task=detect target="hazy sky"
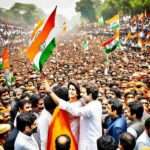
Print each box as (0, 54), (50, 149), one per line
(0, 0), (79, 20)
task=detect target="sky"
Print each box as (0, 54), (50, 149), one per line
(0, 0), (79, 20)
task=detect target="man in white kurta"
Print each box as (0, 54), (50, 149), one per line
(15, 131), (39, 150)
(37, 109), (52, 150)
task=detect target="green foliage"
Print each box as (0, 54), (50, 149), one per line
(76, 0), (150, 22)
(98, 0), (150, 19)
(76, 0), (96, 22)
(0, 3), (45, 26)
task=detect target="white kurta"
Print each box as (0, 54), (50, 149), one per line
(37, 109), (52, 150)
(59, 99), (102, 150)
(15, 131), (39, 150)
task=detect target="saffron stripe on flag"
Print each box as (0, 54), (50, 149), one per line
(26, 7), (57, 62)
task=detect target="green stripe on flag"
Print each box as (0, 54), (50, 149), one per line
(39, 38), (56, 71)
(110, 23), (120, 30)
(104, 41), (120, 54)
(0, 58), (3, 70)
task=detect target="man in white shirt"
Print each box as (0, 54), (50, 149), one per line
(135, 117), (150, 150)
(44, 82), (102, 150)
(15, 112), (39, 150)
(37, 95), (54, 150)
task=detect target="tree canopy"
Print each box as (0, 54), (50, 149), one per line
(76, 0), (150, 21)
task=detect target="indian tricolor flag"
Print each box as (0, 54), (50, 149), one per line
(26, 7), (57, 71)
(102, 37), (120, 54)
(0, 48), (10, 70)
(105, 14), (120, 30)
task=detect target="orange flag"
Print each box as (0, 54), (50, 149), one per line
(47, 108), (78, 150)
(1, 48), (10, 69)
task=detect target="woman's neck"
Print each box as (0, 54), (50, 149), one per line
(69, 97), (77, 102)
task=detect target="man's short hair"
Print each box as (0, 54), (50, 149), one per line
(97, 135), (117, 150)
(128, 101), (144, 119)
(43, 95), (57, 113)
(119, 132), (136, 150)
(16, 112), (36, 132)
(55, 134), (71, 150)
(82, 83), (98, 100)
(18, 99), (31, 110)
(30, 94), (40, 108)
(145, 117), (150, 129)
(108, 100), (123, 116)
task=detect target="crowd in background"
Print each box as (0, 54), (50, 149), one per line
(0, 13), (149, 150)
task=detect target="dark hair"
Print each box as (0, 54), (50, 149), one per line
(16, 112), (36, 132)
(21, 93), (31, 100)
(0, 87), (9, 97)
(119, 132), (136, 150)
(68, 81), (81, 99)
(97, 135), (117, 150)
(55, 134), (71, 150)
(108, 100), (123, 115)
(44, 95), (57, 114)
(53, 86), (69, 101)
(18, 99), (31, 110)
(128, 101), (144, 119)
(30, 94), (40, 108)
(145, 117), (150, 129)
(82, 83), (98, 100)
(110, 88), (122, 99)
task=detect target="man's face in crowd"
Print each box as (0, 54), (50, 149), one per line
(106, 91), (116, 100)
(80, 86), (91, 103)
(106, 104), (116, 118)
(1, 91), (10, 105)
(125, 94), (135, 104)
(127, 107), (134, 121)
(37, 99), (44, 112)
(22, 103), (32, 112)
(15, 90), (22, 100)
(25, 120), (37, 136)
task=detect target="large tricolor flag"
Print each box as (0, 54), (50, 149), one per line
(47, 108), (78, 150)
(26, 7), (57, 71)
(105, 14), (120, 30)
(0, 48), (10, 70)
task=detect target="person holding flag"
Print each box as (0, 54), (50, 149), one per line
(46, 81), (81, 150)
(44, 81), (102, 150)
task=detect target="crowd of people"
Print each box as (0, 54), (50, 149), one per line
(0, 12), (149, 150)
(0, 20), (30, 52)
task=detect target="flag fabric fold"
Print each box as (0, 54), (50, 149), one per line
(26, 7), (57, 70)
(31, 19), (44, 40)
(33, 38), (56, 71)
(104, 40), (120, 54)
(0, 48), (10, 70)
(102, 34), (120, 54)
(106, 14), (120, 30)
(47, 108), (78, 150)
